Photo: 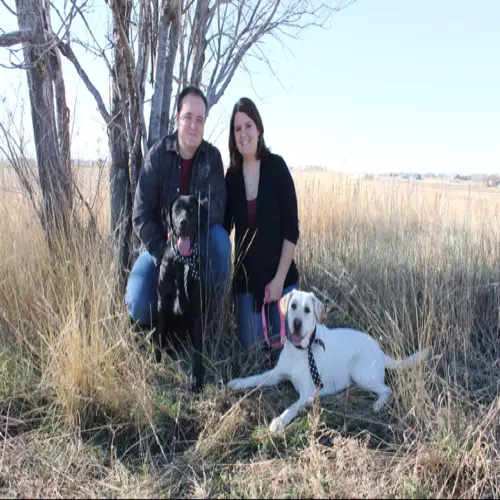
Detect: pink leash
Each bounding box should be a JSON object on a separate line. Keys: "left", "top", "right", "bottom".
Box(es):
{"left": 262, "top": 285, "right": 286, "bottom": 349}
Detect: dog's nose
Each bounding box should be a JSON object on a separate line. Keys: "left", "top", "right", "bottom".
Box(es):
{"left": 293, "top": 318, "right": 302, "bottom": 331}
{"left": 180, "top": 219, "right": 187, "bottom": 229}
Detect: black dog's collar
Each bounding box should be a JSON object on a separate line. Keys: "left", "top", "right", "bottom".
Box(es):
{"left": 170, "top": 233, "right": 200, "bottom": 280}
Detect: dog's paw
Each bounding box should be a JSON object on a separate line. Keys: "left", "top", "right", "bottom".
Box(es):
{"left": 269, "top": 417, "right": 285, "bottom": 433}
{"left": 227, "top": 378, "right": 243, "bottom": 391}
{"left": 154, "top": 346, "right": 162, "bottom": 363}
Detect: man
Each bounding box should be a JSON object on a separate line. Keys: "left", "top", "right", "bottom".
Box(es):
{"left": 126, "top": 86, "right": 230, "bottom": 326}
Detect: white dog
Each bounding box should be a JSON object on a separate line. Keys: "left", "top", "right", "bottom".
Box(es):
{"left": 227, "top": 290, "right": 428, "bottom": 432}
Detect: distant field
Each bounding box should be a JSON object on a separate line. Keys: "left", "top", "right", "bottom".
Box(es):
{"left": 0, "top": 165, "right": 499, "bottom": 498}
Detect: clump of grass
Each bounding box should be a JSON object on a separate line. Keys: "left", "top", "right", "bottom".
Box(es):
{"left": 1, "top": 169, "right": 499, "bottom": 498}
{"left": 0, "top": 427, "right": 162, "bottom": 498}
{"left": 0, "top": 189, "right": 156, "bottom": 432}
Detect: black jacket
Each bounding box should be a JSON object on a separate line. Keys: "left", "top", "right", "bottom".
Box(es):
{"left": 223, "top": 153, "right": 299, "bottom": 311}
{"left": 133, "top": 131, "right": 226, "bottom": 266}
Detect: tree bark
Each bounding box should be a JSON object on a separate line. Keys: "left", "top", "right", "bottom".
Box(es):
{"left": 149, "top": 4, "right": 170, "bottom": 146}
{"left": 189, "top": 0, "right": 209, "bottom": 87}
{"left": 109, "top": 0, "right": 133, "bottom": 286}
{"left": 160, "top": 18, "right": 178, "bottom": 137}
{"left": 15, "top": 0, "right": 70, "bottom": 237}
{"left": 149, "top": 0, "right": 177, "bottom": 146}
{"left": 45, "top": 0, "right": 72, "bottom": 209}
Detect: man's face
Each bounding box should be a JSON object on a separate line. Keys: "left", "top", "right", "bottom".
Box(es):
{"left": 177, "top": 93, "right": 206, "bottom": 157}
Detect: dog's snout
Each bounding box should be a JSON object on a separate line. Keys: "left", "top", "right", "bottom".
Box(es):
{"left": 180, "top": 219, "right": 187, "bottom": 229}
{"left": 293, "top": 318, "right": 302, "bottom": 331}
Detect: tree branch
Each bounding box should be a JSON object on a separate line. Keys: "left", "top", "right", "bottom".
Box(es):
{"left": 203, "top": 0, "right": 346, "bottom": 109}
{"left": 0, "top": 30, "right": 40, "bottom": 47}
{"left": 68, "top": 0, "right": 113, "bottom": 73}
{"left": 0, "top": 0, "right": 17, "bottom": 16}
{"left": 57, "top": 38, "right": 112, "bottom": 125}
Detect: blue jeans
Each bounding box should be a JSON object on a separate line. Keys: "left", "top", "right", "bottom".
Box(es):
{"left": 125, "top": 224, "right": 231, "bottom": 326}
{"left": 235, "top": 283, "right": 299, "bottom": 349}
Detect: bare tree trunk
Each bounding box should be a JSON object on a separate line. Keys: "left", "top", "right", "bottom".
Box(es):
{"left": 189, "top": 0, "right": 209, "bottom": 87}
{"left": 149, "top": 0, "right": 177, "bottom": 146}
{"left": 45, "top": 0, "right": 72, "bottom": 209}
{"left": 15, "top": 0, "right": 70, "bottom": 237}
{"left": 109, "top": 0, "right": 133, "bottom": 286}
{"left": 161, "top": 18, "right": 178, "bottom": 137}
{"left": 149, "top": 5, "right": 170, "bottom": 146}
{"left": 109, "top": 120, "right": 131, "bottom": 286}
{"left": 135, "top": 0, "right": 150, "bottom": 157}
{"left": 51, "top": 60, "right": 72, "bottom": 208}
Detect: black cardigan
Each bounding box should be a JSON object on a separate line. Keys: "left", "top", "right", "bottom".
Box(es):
{"left": 223, "top": 153, "right": 299, "bottom": 311}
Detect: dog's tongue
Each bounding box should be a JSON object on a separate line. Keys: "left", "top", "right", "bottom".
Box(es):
{"left": 290, "top": 333, "right": 302, "bottom": 345}
{"left": 177, "top": 236, "right": 192, "bottom": 257}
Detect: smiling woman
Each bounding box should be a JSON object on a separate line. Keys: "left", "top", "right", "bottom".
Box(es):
{"left": 224, "top": 97, "right": 300, "bottom": 351}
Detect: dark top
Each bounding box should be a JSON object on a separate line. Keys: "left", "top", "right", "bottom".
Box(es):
{"left": 180, "top": 157, "right": 194, "bottom": 195}
{"left": 247, "top": 198, "right": 257, "bottom": 231}
{"left": 223, "top": 153, "right": 299, "bottom": 311}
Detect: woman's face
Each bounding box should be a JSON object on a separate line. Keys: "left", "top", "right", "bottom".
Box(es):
{"left": 233, "top": 111, "right": 260, "bottom": 160}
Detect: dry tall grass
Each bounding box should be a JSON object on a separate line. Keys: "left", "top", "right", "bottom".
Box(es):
{"left": 0, "top": 165, "right": 499, "bottom": 498}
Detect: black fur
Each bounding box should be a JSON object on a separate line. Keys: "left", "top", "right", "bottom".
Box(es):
{"left": 154, "top": 195, "right": 208, "bottom": 392}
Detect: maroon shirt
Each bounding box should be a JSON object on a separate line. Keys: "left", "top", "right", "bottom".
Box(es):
{"left": 247, "top": 198, "right": 257, "bottom": 231}
{"left": 180, "top": 157, "right": 195, "bottom": 195}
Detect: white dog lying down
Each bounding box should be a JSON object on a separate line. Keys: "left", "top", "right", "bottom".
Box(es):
{"left": 228, "top": 290, "right": 428, "bottom": 432}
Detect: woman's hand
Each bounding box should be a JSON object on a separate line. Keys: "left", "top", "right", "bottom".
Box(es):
{"left": 266, "top": 240, "right": 296, "bottom": 303}
{"left": 266, "top": 276, "right": 285, "bottom": 303}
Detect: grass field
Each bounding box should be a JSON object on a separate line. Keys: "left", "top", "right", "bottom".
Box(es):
{"left": 0, "top": 166, "right": 499, "bottom": 498}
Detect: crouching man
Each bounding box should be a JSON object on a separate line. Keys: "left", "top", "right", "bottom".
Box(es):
{"left": 125, "top": 86, "right": 230, "bottom": 328}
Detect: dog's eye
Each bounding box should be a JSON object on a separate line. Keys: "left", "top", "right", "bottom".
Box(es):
{"left": 304, "top": 307, "right": 311, "bottom": 314}
{"left": 291, "top": 303, "right": 297, "bottom": 310}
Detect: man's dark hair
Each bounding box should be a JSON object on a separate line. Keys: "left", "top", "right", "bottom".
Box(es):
{"left": 177, "top": 86, "right": 208, "bottom": 117}
{"left": 229, "top": 97, "right": 270, "bottom": 171}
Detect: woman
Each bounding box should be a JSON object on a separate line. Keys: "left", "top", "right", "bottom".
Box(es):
{"left": 223, "top": 97, "right": 299, "bottom": 349}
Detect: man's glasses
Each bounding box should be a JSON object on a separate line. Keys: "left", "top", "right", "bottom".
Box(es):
{"left": 179, "top": 114, "right": 205, "bottom": 127}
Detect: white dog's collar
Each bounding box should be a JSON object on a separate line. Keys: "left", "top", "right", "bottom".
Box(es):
{"left": 288, "top": 328, "right": 325, "bottom": 389}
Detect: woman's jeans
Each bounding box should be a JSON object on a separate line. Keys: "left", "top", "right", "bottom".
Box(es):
{"left": 125, "top": 224, "right": 231, "bottom": 327}
{"left": 235, "top": 283, "right": 299, "bottom": 349}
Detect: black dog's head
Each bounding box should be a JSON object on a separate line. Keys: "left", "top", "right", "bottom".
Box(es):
{"left": 163, "top": 195, "right": 208, "bottom": 257}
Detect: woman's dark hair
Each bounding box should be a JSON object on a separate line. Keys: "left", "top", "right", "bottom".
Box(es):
{"left": 229, "top": 97, "right": 269, "bottom": 170}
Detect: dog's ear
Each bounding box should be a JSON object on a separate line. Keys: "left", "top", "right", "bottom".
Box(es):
{"left": 196, "top": 198, "right": 209, "bottom": 232}
{"left": 313, "top": 294, "right": 325, "bottom": 323}
{"left": 162, "top": 195, "right": 178, "bottom": 232}
{"left": 161, "top": 206, "right": 171, "bottom": 232}
{"left": 279, "top": 289, "right": 295, "bottom": 319}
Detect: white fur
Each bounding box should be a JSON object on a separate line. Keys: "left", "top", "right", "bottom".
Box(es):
{"left": 227, "top": 290, "right": 428, "bottom": 432}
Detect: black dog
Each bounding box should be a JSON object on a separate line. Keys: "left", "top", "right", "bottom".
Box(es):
{"left": 155, "top": 195, "right": 208, "bottom": 392}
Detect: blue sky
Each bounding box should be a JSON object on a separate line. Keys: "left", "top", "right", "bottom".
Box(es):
{"left": 1, "top": 0, "right": 499, "bottom": 174}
